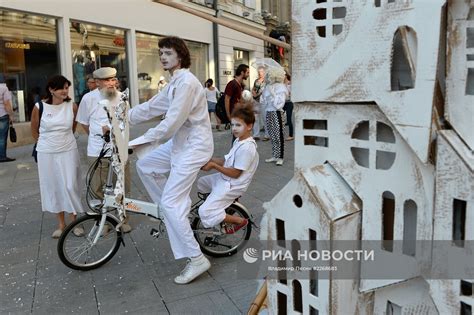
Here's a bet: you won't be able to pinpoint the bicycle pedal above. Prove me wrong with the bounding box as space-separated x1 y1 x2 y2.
150 228 160 238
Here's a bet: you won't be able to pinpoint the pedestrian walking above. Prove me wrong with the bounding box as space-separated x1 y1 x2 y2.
251 66 267 140
204 78 221 130
30 75 84 238
0 74 15 162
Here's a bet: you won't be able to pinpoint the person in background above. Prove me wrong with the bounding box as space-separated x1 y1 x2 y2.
0 74 15 162
157 76 168 93
224 64 249 142
30 75 83 238
79 74 97 104
261 66 288 166
251 66 267 140
204 78 221 131
283 72 294 141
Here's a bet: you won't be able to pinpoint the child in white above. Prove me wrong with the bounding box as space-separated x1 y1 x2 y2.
198 104 259 231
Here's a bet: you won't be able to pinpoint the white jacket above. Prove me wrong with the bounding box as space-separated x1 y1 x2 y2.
129 69 213 163
261 82 288 112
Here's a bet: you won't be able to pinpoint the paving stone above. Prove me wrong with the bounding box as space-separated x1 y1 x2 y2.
165 290 241 314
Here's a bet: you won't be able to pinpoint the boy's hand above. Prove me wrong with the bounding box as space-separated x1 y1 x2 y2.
201 161 214 171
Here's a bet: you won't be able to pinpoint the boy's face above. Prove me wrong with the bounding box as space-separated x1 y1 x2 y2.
231 117 252 139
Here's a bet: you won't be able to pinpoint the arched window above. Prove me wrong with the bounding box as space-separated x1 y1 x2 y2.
391 26 417 91
403 199 417 256
293 280 303 313
382 191 395 252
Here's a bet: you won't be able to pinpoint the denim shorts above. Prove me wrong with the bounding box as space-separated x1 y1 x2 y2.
207 101 217 112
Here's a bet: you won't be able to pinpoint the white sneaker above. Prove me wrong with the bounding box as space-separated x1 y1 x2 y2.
265 157 277 163
276 158 284 166
174 255 211 284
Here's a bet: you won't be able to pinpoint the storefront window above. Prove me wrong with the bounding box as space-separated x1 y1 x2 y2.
70 22 128 103
136 32 209 103
0 10 59 122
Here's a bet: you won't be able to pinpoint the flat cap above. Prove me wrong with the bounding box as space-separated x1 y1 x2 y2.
93 67 117 79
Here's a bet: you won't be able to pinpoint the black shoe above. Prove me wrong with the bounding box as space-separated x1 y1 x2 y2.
0 157 15 163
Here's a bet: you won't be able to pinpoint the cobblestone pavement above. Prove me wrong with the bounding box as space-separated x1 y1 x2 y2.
0 121 294 314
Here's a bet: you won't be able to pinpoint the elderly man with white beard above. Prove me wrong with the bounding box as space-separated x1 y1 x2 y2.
76 67 132 232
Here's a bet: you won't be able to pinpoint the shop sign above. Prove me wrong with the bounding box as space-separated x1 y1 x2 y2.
223 70 232 75
5 42 30 49
113 37 125 47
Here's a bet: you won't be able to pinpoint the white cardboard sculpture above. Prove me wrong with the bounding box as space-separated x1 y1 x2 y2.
446 1 474 150
261 0 473 313
430 130 474 315
263 163 363 314
292 0 445 163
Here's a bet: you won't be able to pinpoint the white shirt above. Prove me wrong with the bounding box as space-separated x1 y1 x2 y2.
204 87 220 103
76 89 122 157
0 83 12 117
129 68 213 162
261 82 288 112
222 137 259 190
36 101 77 153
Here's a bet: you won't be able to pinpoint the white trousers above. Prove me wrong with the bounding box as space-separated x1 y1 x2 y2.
197 173 244 228
136 140 207 259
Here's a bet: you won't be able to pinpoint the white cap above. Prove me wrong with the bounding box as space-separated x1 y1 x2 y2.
159 76 165 81
93 67 117 79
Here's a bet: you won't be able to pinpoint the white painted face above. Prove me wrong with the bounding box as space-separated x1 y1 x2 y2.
159 47 180 72
231 117 248 139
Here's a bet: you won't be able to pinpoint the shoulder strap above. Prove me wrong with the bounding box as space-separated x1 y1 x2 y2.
37 101 44 131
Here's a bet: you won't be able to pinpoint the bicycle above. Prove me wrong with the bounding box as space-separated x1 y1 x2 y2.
57 90 255 271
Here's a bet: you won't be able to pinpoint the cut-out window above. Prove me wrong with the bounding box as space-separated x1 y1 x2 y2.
351 120 396 170
461 280 473 296
276 218 286 247
310 307 320 315
277 291 287 315
374 0 381 6
303 119 327 130
467 27 474 48
468 8 474 20
352 120 369 140
382 191 395 252
467 55 474 61
453 198 466 248
376 122 396 143
292 240 301 268
351 147 369 168
461 302 471 315
293 195 303 208
312 0 346 38
293 280 303 313
391 26 417 91
466 68 474 95
304 136 328 147
403 199 417 257
309 229 318 297
386 301 402 315
278 255 287 284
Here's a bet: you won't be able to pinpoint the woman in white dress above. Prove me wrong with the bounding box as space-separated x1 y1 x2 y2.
30 75 83 238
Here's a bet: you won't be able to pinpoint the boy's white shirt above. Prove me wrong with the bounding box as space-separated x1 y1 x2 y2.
221 137 259 190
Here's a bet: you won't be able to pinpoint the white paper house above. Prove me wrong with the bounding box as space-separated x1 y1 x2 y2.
429 130 474 315
294 103 435 292
292 0 446 163
262 163 365 314
373 278 438 314
446 1 474 150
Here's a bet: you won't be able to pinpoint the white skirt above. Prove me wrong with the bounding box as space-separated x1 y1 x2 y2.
37 149 83 214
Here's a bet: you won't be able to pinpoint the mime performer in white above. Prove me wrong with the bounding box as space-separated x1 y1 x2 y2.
128 36 214 284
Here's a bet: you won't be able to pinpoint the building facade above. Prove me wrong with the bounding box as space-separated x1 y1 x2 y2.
1 0 265 145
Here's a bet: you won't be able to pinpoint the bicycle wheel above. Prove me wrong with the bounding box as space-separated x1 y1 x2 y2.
57 214 122 271
192 204 252 257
